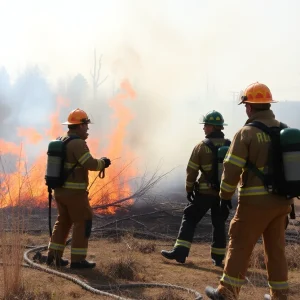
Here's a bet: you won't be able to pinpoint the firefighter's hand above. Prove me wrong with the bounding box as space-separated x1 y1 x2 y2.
101 157 111 168
290 204 296 219
187 192 194 203
220 199 232 221
221 199 232 209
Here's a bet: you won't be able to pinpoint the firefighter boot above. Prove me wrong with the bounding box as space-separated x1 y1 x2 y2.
205 286 225 300
212 259 224 268
46 254 69 267
161 246 189 263
70 260 96 269
264 295 271 300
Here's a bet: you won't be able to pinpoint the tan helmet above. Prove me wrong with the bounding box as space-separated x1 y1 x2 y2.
238 82 277 105
62 108 91 125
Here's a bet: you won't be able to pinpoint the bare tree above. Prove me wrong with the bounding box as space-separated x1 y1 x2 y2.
90 49 108 101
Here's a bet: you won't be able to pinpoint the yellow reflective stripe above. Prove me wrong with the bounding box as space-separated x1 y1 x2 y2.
186 181 194 187
175 239 191 249
239 186 268 196
283 152 300 162
63 182 88 189
48 242 65 251
268 281 289 290
221 273 246 287
71 248 88 255
78 152 91 165
188 160 199 171
224 154 246 168
220 181 236 193
211 247 226 255
64 162 82 169
201 164 212 171
199 183 210 190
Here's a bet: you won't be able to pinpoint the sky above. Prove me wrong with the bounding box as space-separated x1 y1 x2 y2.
1 0 300 192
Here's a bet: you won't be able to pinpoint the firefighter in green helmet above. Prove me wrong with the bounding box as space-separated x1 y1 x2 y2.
161 110 233 266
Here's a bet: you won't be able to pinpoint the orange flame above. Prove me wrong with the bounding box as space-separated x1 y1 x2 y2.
0 80 137 213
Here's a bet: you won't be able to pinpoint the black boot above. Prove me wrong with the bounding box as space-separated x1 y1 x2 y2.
205 286 225 300
161 247 189 263
212 259 224 268
46 255 69 267
70 260 96 269
264 295 271 300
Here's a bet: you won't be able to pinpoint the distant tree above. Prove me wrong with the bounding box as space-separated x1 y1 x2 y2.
90 49 108 101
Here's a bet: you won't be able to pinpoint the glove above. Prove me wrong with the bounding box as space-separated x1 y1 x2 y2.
220 199 232 221
101 157 111 168
187 192 194 203
290 204 296 220
221 199 232 209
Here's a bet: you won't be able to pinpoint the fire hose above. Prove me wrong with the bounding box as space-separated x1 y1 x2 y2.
22 245 203 300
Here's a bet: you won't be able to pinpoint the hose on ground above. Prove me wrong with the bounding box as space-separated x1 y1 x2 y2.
23 245 203 300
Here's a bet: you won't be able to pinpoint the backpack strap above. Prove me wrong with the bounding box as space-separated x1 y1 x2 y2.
203 138 217 153
200 139 219 190
59 136 80 181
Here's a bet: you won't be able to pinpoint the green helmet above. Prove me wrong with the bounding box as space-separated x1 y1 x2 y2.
199 110 227 126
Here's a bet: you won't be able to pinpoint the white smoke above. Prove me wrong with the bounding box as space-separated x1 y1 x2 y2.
1 0 300 197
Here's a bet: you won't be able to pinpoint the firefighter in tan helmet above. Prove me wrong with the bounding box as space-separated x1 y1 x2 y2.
205 83 293 300
46 108 111 269
161 111 232 266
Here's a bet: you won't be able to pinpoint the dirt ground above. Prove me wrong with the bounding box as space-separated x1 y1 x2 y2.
0 201 300 300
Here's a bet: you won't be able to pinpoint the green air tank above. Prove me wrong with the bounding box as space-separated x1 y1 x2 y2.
45 140 65 188
280 128 300 181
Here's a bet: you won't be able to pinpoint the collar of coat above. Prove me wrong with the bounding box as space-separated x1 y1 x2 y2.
244 109 275 125
205 131 225 139
67 130 81 138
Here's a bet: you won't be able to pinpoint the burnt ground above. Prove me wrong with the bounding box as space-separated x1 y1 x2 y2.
2 196 299 246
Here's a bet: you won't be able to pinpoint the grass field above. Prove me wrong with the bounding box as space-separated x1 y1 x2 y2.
0 219 299 300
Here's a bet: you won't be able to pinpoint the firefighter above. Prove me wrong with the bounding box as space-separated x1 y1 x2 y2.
161 110 231 266
205 83 293 300
46 108 111 269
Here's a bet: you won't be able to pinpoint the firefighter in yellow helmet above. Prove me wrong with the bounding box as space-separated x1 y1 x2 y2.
161 110 232 266
46 108 111 269
205 83 293 300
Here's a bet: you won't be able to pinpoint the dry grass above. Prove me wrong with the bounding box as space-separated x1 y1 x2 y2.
0 232 299 299
0 209 26 299
249 243 300 270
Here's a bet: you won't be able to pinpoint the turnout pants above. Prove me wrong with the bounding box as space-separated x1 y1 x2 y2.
217 202 291 300
48 189 93 263
175 194 226 262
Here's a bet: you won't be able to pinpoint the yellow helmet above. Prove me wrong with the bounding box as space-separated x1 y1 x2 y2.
62 108 91 125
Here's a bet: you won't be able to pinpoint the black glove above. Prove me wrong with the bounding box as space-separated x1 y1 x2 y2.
290 204 296 220
220 199 232 221
101 157 111 168
187 192 194 203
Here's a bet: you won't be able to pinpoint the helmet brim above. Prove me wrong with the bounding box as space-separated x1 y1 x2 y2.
199 122 227 126
62 120 93 125
62 121 83 125
238 100 278 105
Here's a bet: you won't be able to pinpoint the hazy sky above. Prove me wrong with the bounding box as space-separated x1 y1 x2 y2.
1 0 300 190
1 0 300 100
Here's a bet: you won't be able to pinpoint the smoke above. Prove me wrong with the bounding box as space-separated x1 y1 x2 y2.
1 0 300 198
